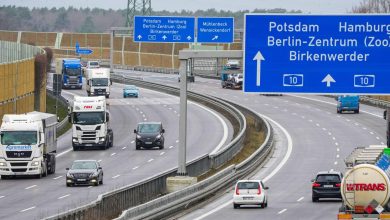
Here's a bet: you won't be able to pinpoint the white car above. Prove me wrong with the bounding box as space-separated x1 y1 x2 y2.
233 180 268 209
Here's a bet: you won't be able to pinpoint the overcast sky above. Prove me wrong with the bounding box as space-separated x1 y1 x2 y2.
1 0 362 13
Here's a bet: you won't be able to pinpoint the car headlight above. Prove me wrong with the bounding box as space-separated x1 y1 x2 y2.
0 162 6 167
156 134 161 139
99 137 105 142
31 161 40 166
136 135 141 139
66 173 73 178
89 172 98 177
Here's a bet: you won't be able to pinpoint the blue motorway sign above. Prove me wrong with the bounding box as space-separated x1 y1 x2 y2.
134 16 195 43
244 14 390 94
197 17 234 43
75 42 93 55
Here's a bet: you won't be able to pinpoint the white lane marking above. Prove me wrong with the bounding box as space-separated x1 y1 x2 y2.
174 111 177 113
309 119 313 123
332 137 336 140
334 161 338 165
328 132 332 136
376 137 380 140
56 148 73 158
327 112 331 115
191 114 293 220
176 140 179 143
132 166 139 170
112 175 120 179
335 142 339 146
110 153 116 156
289 95 383 118
363 127 367 130
131 140 135 144
337 115 341 118
87 186 93 189
370 132 374 135
346 119 350 122
337 155 340 158
292 112 297 115
301 116 305 119
316 123 320 127
122 147 127 150
0 196 5 199
160 152 165 156
20 206 36 212
144 118 147 121
148 159 154 163
142 114 146 118
355 123 359 126
140 111 143 114
278 209 287 214
337 148 340 152
322 128 326 131
274 106 279 109
53 176 63 180
297 197 304 202
330 169 334 172
25 185 37 190
58 194 70 200
98 160 102 163
264 103 269 106
169 146 174 149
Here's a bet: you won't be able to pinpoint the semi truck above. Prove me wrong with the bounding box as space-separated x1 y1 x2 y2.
0 112 57 178
56 58 83 89
85 68 111 98
338 145 390 219
69 96 113 151
336 95 360 114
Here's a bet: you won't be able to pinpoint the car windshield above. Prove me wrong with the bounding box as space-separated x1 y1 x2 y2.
316 174 341 182
1 131 37 145
65 68 80 76
89 61 99 67
71 161 97 170
73 112 105 125
125 85 137 90
91 78 108 86
237 182 259 189
138 124 160 133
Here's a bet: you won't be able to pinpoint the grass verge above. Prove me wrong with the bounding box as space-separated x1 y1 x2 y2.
46 94 71 137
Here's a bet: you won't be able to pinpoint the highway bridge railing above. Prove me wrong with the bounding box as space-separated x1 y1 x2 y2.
43 72 272 220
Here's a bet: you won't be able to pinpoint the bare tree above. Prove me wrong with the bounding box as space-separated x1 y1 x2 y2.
352 0 390 13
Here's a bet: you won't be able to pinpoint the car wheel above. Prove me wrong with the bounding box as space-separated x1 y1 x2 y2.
94 181 99 186
66 183 72 187
159 144 164 150
312 196 319 202
233 204 240 209
123 95 126 98
136 145 140 150
99 176 103 185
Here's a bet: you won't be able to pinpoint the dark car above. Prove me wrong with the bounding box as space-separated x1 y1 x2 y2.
311 171 343 202
134 122 165 150
66 160 103 187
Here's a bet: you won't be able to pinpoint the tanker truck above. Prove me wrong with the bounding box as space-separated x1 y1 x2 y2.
338 145 390 219
0 112 57 179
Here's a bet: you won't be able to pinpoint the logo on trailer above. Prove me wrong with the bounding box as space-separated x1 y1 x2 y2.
346 183 386 191
84 106 93 109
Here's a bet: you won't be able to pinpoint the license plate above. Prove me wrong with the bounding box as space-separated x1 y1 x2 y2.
145 142 152 144
324 185 333 188
77 179 86 181
71 86 75 88
243 197 254 200
85 144 92 146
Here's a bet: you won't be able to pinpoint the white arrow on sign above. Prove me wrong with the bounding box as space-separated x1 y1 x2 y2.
137 35 142 39
253 51 265 86
321 74 336 87
162 35 167 40
212 35 219 41
187 36 192 40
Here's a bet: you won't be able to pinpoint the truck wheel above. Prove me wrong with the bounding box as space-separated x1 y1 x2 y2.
73 146 79 151
355 109 359 114
48 154 56 174
1 175 9 179
233 204 240 209
136 145 140 150
106 95 109 98
42 163 48 177
312 196 319 202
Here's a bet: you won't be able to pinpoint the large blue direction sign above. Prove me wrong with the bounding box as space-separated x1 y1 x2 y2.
244 14 390 94
75 42 93 55
134 16 195 43
197 17 234 43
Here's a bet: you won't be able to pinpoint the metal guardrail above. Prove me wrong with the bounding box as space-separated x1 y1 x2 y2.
46 89 69 132
43 73 250 220
361 96 390 109
116 106 273 220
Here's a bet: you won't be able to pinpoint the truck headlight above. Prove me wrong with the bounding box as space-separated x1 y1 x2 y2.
31 161 40 166
99 137 105 142
72 138 78 142
0 162 6 166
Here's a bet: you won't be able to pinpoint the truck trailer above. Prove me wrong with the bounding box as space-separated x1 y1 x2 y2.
69 96 113 150
0 112 57 178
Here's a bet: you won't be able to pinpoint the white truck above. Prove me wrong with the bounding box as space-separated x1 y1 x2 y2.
0 112 57 178
69 96 113 151
338 145 390 219
85 68 111 98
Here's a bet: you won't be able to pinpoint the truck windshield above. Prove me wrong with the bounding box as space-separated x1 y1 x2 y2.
91 78 108 86
65 68 81 76
73 112 105 125
1 131 37 145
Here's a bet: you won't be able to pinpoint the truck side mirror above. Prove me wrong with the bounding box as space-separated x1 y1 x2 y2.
133 129 137 133
66 168 69 170
335 96 338 101
162 129 165 133
110 80 113 86
86 80 89 86
68 114 71 123
106 112 110 122
385 110 387 120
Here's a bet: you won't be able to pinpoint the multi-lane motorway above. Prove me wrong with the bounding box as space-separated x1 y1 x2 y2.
0 76 233 219
118 70 386 220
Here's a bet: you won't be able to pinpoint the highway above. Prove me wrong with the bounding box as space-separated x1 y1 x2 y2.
116 70 387 220
0 76 233 220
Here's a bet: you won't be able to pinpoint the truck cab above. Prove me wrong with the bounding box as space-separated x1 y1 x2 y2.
56 58 83 89
85 68 111 98
336 95 360 114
